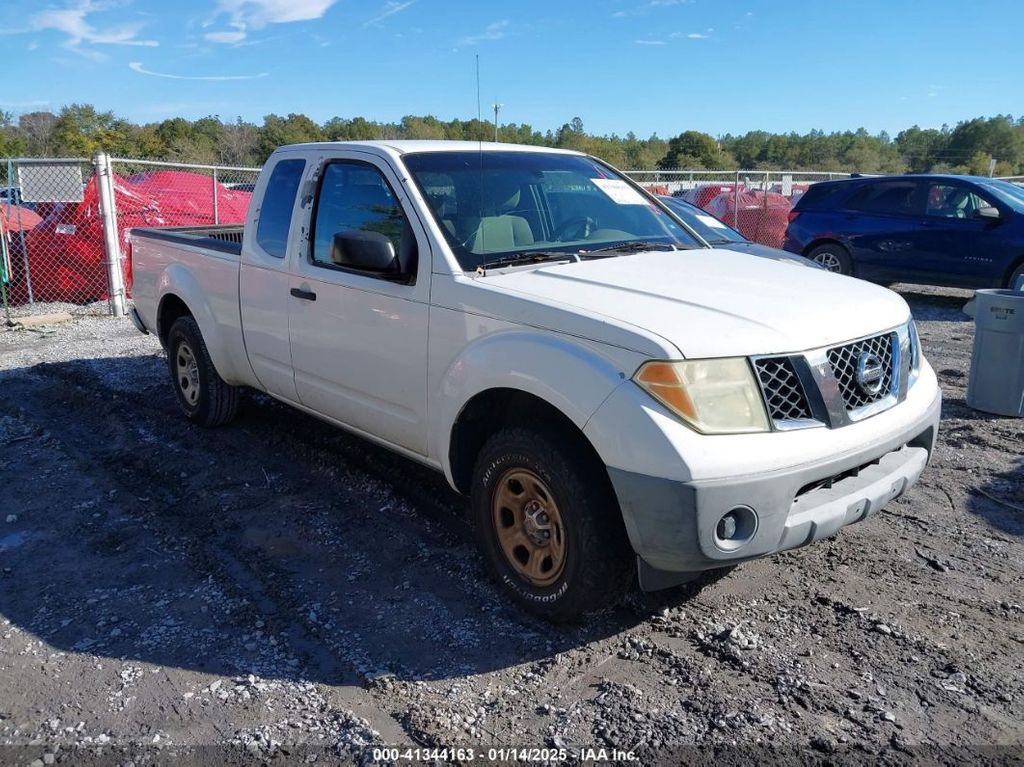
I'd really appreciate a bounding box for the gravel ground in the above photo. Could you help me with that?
[0,286,1021,764]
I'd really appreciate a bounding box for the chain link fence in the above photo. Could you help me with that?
[623,170,854,249]
[0,155,260,322]
[1,158,104,322]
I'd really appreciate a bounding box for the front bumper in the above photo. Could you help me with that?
[602,385,941,586]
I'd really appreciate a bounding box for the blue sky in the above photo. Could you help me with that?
[1,0,1022,138]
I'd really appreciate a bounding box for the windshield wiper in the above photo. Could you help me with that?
[580,241,678,257]
[475,251,580,273]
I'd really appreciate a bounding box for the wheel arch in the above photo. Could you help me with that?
[1003,255,1024,288]
[448,387,612,497]
[156,293,193,348]
[802,237,848,257]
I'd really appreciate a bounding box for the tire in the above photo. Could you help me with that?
[470,425,634,622]
[166,315,239,427]
[1008,262,1024,290]
[807,242,852,275]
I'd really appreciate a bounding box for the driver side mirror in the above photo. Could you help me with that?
[976,206,1000,220]
[331,231,399,273]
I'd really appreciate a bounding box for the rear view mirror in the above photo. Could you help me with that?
[331,231,398,273]
[976,206,1000,220]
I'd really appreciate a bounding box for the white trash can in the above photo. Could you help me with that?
[963,286,1024,417]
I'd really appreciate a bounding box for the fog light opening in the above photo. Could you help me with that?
[714,505,758,551]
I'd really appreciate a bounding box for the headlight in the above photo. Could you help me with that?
[908,319,921,377]
[634,358,770,434]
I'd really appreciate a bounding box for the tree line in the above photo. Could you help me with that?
[1,105,1022,175]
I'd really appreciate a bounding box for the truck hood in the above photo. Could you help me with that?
[483,248,911,358]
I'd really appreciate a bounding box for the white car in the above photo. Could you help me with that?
[129,141,941,621]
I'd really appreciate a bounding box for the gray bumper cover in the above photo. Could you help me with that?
[608,391,941,590]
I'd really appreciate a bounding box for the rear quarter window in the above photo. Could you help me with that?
[794,183,841,210]
[256,158,306,258]
[845,181,920,216]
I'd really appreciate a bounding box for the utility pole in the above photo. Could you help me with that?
[493,102,502,143]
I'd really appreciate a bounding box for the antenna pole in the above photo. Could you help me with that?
[493,102,502,143]
[475,55,482,138]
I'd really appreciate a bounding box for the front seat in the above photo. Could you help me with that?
[462,177,535,253]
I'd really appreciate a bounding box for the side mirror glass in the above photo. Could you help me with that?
[976,205,1000,220]
[331,231,398,272]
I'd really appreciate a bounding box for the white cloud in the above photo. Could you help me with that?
[215,0,339,28]
[613,0,689,17]
[205,0,339,44]
[204,21,247,44]
[458,20,509,46]
[364,0,415,27]
[128,62,268,81]
[634,39,667,45]
[686,32,708,38]
[27,0,158,49]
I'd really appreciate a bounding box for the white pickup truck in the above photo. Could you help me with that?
[129,141,941,621]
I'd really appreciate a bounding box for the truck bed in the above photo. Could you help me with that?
[130,225,244,257]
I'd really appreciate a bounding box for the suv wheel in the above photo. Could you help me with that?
[167,316,240,427]
[1008,263,1024,290]
[808,243,852,275]
[470,426,633,622]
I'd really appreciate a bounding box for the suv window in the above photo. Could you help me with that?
[255,158,305,258]
[925,183,996,219]
[845,181,919,216]
[311,161,412,277]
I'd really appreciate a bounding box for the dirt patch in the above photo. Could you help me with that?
[0,286,1021,762]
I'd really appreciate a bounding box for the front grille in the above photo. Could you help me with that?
[754,357,813,422]
[826,332,895,411]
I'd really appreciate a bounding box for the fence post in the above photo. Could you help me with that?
[93,152,127,317]
[212,168,220,225]
[733,171,740,228]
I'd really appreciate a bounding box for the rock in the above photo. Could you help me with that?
[5,515,16,523]
[875,623,893,635]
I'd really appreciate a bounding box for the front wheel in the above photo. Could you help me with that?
[470,426,634,622]
[1008,263,1024,290]
[166,316,239,427]
[807,242,852,275]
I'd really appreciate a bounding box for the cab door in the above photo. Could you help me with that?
[914,180,1005,287]
[239,155,306,402]
[287,152,431,454]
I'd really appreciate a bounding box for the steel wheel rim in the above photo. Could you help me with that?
[492,468,567,588]
[814,251,842,272]
[175,342,201,406]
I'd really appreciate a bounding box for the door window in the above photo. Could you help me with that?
[925,183,995,219]
[255,158,305,258]
[311,161,415,280]
[845,181,920,216]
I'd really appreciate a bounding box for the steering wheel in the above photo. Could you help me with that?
[553,216,596,242]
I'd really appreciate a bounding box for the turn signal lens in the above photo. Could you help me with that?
[634,359,771,434]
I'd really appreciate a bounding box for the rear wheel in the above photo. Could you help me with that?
[470,426,633,622]
[167,316,239,427]
[807,242,852,275]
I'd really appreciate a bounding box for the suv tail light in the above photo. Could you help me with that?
[787,211,801,223]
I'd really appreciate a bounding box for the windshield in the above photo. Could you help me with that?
[979,179,1024,213]
[659,196,747,244]
[402,151,701,270]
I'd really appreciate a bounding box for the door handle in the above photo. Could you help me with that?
[290,287,317,301]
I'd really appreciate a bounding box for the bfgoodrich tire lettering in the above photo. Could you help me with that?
[166,315,240,428]
[471,426,633,622]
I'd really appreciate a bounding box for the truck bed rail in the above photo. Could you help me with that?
[129,225,244,256]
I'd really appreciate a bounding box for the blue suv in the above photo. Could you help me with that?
[783,175,1024,289]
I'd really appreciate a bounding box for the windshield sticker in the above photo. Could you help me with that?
[696,213,729,229]
[590,178,647,205]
